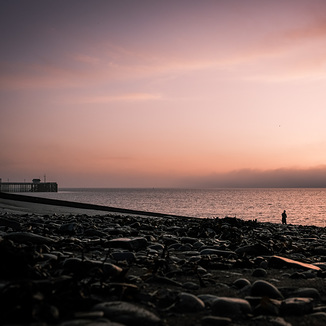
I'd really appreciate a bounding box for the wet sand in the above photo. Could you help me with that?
[1,196,326,325]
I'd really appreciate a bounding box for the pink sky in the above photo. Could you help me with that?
[1,0,326,188]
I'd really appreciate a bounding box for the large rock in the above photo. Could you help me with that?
[250,280,284,300]
[269,255,321,271]
[211,297,252,317]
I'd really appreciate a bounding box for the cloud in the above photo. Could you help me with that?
[182,166,326,188]
[0,62,86,90]
[2,11,326,92]
[73,54,100,65]
[284,18,326,42]
[79,93,162,104]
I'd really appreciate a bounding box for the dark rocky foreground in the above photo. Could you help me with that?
[1,212,326,326]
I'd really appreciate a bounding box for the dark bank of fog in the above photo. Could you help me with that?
[183,166,326,188]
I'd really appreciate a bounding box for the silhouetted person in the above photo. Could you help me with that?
[282,210,287,224]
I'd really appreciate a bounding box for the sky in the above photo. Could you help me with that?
[1,0,326,188]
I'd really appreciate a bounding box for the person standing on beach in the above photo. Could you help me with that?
[282,210,287,224]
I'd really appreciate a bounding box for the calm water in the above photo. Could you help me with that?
[22,188,326,227]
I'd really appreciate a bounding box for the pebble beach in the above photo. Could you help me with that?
[1,199,326,325]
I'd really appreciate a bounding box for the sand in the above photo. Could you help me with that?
[0,197,111,216]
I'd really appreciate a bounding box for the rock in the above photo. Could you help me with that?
[197,294,220,307]
[62,258,123,277]
[92,301,161,325]
[235,243,273,255]
[171,292,205,313]
[280,297,314,315]
[106,237,148,251]
[3,232,55,244]
[59,223,84,235]
[59,319,125,325]
[180,236,198,244]
[252,268,267,277]
[269,255,321,271]
[148,243,164,251]
[250,280,284,299]
[313,262,326,270]
[308,312,326,323]
[201,315,232,325]
[211,297,252,317]
[146,275,182,287]
[251,296,281,316]
[83,228,108,237]
[232,278,251,289]
[200,249,236,257]
[287,287,320,300]
[0,217,21,230]
[289,272,306,279]
[182,281,200,290]
[251,316,292,326]
[111,251,136,263]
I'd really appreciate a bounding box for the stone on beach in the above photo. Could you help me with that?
[170,292,205,313]
[111,251,136,263]
[62,257,123,277]
[269,255,321,271]
[235,243,273,255]
[92,301,161,325]
[280,297,314,315]
[287,287,321,300]
[232,278,251,289]
[3,231,55,244]
[201,315,232,325]
[211,297,252,317]
[0,216,22,230]
[200,248,236,257]
[106,237,148,251]
[250,280,284,299]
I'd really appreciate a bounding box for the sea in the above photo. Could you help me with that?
[21,188,326,227]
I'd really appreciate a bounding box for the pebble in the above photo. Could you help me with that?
[252,316,292,326]
[201,315,232,325]
[232,278,251,289]
[200,248,236,257]
[92,301,161,325]
[111,251,136,263]
[280,297,314,315]
[107,237,148,251]
[269,255,321,271]
[170,292,205,313]
[250,280,284,299]
[59,320,125,326]
[211,297,252,317]
[252,268,267,277]
[3,231,55,244]
[0,217,21,230]
[287,287,320,299]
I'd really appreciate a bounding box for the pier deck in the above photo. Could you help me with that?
[0,182,58,192]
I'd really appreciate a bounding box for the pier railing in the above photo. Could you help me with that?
[0,182,58,192]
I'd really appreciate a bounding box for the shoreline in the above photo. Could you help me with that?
[0,192,193,219]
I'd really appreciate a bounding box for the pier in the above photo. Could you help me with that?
[0,179,58,192]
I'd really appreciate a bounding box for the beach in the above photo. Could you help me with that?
[1,197,326,325]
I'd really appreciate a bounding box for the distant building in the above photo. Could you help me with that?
[32,178,41,184]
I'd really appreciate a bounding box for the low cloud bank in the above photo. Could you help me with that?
[183,166,326,188]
